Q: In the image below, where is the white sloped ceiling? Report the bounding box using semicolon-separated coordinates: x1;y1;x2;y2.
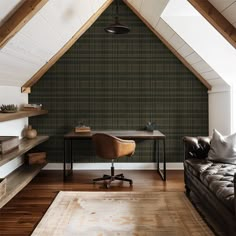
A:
209;0;236;28
126;0;236;92
0;0;235;90
156;18;225;89
161;0;236;91
0;0;108;87
0;0;24;26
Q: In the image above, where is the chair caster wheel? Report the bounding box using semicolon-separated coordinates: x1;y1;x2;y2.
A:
105;183;110;189
129;181;133;186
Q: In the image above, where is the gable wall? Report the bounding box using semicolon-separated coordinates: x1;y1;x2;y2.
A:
29;1;208;163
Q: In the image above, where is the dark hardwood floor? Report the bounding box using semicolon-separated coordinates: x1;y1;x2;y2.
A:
0;170;184;236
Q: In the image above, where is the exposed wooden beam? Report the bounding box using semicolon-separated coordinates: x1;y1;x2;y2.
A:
21;0;113;93
0;0;48;49
123;0;211;90
188;0;236;49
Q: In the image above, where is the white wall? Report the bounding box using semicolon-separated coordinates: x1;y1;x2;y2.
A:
0;86;28;177
208;87;231;136
232;84;236;133
161;0;235;136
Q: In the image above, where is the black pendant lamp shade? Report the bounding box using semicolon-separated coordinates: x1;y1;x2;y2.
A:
104;0;130;34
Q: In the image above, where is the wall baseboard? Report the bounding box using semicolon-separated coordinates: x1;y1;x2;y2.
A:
43;162;184;170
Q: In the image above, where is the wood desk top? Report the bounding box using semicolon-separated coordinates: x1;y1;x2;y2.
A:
64;130;165;140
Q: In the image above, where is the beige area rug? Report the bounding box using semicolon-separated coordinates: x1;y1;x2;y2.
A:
31;191;214;236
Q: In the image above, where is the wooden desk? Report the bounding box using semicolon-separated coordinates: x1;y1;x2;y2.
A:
64;130;166;181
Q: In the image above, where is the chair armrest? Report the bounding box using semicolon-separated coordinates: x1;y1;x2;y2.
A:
183;136;211;160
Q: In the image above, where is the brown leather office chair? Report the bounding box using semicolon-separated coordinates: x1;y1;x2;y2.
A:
92;133;136;188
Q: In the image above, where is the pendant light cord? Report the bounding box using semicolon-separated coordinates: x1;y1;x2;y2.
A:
115;0;119;23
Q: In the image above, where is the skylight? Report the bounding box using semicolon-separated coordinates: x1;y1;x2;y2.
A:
161;0;236;87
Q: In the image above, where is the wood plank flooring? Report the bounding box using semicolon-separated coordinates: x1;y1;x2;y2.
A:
0;170;184;236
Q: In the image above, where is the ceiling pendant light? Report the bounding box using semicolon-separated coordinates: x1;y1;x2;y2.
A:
104;0;130;34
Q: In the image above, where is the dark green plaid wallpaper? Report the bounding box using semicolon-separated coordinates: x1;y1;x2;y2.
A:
29;1;208;163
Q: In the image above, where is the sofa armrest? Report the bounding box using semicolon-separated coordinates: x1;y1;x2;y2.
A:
183;136;211;160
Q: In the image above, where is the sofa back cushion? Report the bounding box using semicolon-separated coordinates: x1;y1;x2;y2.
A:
208;129;236;164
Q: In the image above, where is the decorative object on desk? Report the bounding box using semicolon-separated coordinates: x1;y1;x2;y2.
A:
24;125;37;139
0;104;18;113
0;178;6;200
27;152;46;165
22;103;42;111
0;136;19;154
145;121;157;132
75;122;91;133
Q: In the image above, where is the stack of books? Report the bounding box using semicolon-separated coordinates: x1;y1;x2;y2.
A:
75;125;91;133
22;104;42;111
0;136;19;154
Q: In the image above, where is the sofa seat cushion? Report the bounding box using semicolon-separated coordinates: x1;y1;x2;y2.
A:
200;163;236;213
184;158;213;178
185;159;236;213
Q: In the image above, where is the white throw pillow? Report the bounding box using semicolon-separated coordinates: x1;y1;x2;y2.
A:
208;129;236;164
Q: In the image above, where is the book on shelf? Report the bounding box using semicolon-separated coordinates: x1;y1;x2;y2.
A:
0;136;19;154
22;104;42;111
75;125;91;133
27;152;47;165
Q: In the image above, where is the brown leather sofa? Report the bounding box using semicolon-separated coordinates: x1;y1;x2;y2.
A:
183;136;236;235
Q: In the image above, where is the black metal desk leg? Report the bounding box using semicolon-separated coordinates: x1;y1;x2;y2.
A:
155;139;166;181
64;139;66;179
163;139;166;181
64;139;73;180
155;139;159;170
70;139;73;172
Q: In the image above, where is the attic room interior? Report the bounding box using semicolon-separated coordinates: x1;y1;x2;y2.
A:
0;0;236;235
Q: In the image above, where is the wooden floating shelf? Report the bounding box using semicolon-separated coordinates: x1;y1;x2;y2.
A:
0;136;49;167
0;108;49;208
0;163;46;208
0;110;48;122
